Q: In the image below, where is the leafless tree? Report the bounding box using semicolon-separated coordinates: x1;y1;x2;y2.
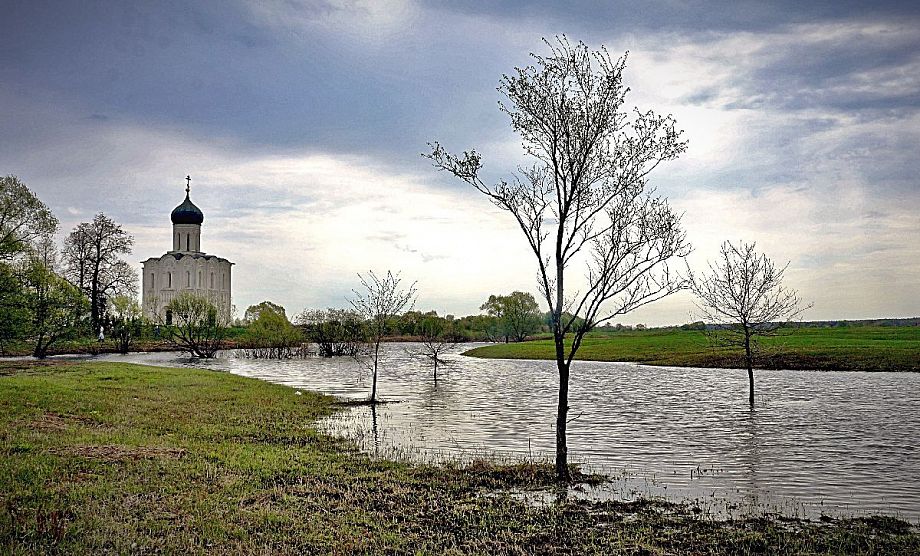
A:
410;315;458;382
62;213;137;332
349;271;417;403
427;37;690;480
692;240;810;406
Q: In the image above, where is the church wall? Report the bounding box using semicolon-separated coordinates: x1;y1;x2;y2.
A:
142;191;234;325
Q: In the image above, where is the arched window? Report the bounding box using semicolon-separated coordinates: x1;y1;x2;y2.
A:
186;235;190;251
150;273;155;289
186;271;190;287
198;271;202;288
167;272;172;288
210;273;214;289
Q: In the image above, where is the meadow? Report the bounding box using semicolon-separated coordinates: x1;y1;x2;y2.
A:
2;359;918;554
464;326;920;372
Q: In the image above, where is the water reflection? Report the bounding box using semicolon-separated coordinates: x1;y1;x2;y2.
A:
92;345;920;521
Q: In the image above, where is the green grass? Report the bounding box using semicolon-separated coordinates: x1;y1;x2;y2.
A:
465;326;920;372
2;360;918;554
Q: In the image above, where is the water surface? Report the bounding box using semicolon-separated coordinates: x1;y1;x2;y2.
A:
94;345;920;520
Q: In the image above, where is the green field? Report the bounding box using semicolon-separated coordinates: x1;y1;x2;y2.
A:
2;360;918;554
464;326;920;372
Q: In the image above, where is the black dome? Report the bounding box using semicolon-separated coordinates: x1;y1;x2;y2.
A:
170;193;204;225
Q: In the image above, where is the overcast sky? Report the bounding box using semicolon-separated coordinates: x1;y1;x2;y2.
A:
2;1;918;325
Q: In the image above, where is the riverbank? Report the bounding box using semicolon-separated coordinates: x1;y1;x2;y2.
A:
464;326;920;372
2;360;917;553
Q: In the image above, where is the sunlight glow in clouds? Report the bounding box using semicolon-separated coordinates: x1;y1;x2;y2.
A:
2;1;918;324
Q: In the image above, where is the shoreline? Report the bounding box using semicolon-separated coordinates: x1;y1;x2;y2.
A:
2;359;918;553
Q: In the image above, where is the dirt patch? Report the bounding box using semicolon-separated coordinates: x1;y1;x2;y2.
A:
0;359;80;376
25;412;110;433
50;445;186;461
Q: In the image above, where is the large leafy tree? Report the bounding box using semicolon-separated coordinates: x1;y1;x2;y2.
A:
161;292;226;358
109;294;144;354
480;291;543;342
62;213;137;332
0;175;59;261
244;302;302;359
21;246;89;358
0;263;29;354
428;37;690;480
296;308;365;357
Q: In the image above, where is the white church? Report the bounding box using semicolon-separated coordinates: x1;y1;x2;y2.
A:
142;177;233;324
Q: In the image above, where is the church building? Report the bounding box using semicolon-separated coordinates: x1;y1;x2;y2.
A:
142;177;233;324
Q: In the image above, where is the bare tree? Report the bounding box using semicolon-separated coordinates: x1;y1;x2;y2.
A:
62;213;137;332
427;37;690;480
411;314;458;382
692;240;810;406
0;175;59;261
349;271;417;403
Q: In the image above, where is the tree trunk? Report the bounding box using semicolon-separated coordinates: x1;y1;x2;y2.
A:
370;342;379;403
555;358;570;481
745;334;754;407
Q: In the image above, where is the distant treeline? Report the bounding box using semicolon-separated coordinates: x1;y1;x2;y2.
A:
606;317;920;333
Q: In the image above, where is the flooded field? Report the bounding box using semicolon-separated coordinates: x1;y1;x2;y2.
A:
95;345;920;520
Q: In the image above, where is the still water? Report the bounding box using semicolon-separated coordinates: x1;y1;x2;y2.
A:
96;345;920;521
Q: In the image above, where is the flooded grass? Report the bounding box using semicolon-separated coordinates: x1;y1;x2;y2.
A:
2;360;918;554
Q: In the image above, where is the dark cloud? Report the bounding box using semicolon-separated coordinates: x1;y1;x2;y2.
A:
423;0;920;34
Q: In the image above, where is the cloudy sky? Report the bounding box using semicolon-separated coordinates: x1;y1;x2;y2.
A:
2;1;918;325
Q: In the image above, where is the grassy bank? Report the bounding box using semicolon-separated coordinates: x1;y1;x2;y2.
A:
464;326;920;372
2;360;918;554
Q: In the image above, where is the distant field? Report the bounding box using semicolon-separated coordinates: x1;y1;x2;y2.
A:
464;326;920;372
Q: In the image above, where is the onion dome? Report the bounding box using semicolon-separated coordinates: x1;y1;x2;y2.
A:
170;176;204;224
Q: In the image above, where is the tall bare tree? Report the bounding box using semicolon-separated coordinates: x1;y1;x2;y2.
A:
0;175;59;261
349;270;417;403
62;213;137;332
427;37;690;480
692;240;810;406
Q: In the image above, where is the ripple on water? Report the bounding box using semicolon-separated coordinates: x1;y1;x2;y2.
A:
93;345;920;521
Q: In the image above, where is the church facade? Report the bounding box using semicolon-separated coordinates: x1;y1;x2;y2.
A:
142;179;233;324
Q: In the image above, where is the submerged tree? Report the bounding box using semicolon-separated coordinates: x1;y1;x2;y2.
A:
297;308;365;357
428;37;690;480
161;292;227;358
692;240;809;406
244;302;302;359
62;213;137;332
412;313;458;382
349;271;417;403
